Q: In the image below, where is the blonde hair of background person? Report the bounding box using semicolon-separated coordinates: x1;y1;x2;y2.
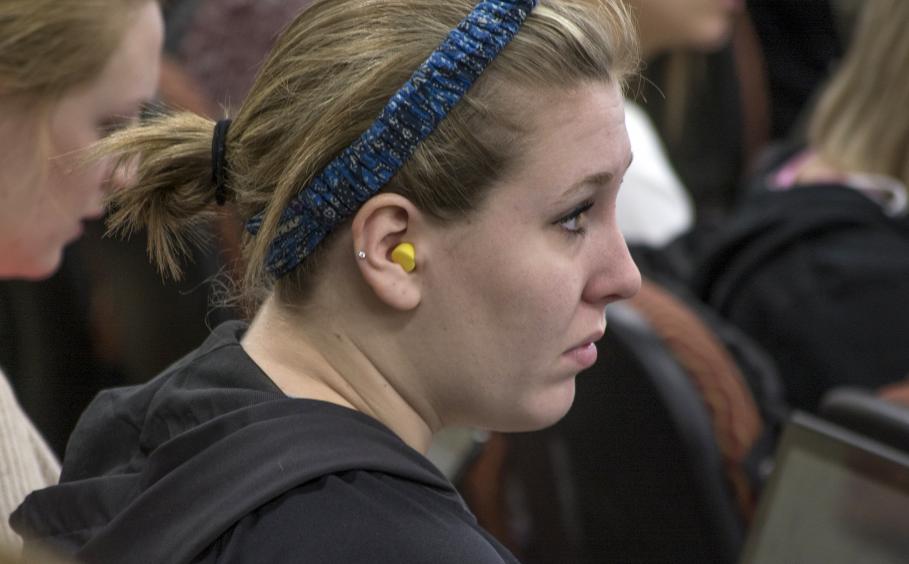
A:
14;1;641;560
609;0;741;246
0;0;163;551
807;0;909;190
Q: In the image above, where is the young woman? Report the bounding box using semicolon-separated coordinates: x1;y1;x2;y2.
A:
0;0;163;549
13;1;640;561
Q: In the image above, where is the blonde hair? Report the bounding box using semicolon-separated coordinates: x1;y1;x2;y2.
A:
809;0;909;188
0;0;154;103
101;0;639;306
0;0;157;180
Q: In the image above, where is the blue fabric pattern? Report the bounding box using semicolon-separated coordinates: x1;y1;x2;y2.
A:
246;0;539;277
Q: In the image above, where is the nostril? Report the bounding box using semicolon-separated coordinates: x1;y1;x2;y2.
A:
616;263;642;301
625;262;642;299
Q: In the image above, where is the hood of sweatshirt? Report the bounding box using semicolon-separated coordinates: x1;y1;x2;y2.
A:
11;321;450;563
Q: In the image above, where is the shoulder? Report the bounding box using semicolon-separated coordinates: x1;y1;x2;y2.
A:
197;469;516;563
0;371;60;549
760;186;909;277
0;372;59;479
710;184;909;279
695;184;909;315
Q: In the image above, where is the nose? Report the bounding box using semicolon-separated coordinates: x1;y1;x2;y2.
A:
581;227;642;306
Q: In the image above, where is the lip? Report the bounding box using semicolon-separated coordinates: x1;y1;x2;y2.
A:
564;342;598;369
66;221;85;242
563;329;606;370
573;329;606;350
82;206;105;221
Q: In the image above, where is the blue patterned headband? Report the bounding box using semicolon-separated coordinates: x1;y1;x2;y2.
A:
246;0;539;277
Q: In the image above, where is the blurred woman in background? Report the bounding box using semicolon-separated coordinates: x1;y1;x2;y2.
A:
694;0;909;411
616;0;742;247
0;0;163;548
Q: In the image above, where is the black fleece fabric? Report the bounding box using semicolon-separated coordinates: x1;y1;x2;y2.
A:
11;321;519;564
693;182;909;412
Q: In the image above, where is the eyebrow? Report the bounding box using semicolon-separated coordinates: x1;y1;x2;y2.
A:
136;97;158;119
556;152;634;202
121;96;157;116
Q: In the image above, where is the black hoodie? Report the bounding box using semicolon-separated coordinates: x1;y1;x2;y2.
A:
12;322;519;564
692;182;909;412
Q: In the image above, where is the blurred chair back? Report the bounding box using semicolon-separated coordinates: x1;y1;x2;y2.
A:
459;279;777;564
820;387;909;453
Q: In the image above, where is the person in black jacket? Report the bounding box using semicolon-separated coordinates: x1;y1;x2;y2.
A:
12;1;643;562
693;0;909;412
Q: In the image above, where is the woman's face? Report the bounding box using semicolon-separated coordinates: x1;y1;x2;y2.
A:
413;81;641;433
632;0;741;58
0;1;163;279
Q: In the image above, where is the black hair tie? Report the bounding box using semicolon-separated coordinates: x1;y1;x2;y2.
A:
211;118;232;206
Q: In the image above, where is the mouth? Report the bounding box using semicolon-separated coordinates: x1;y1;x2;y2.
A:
69;210;103;242
563;329;606;369
81;207;105;223
65;221;85;242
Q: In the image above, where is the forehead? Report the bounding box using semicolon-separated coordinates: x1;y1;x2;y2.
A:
491;81;630;208
75;2;163;114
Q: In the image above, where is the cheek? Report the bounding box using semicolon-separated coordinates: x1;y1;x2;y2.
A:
50;104;97;152
0;179;68;279
78;158;109;194
49;114;99;180
432;221;586;373
469;248;581;351
50;145;110;210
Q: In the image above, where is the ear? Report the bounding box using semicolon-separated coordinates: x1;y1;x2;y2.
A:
350;193;425;311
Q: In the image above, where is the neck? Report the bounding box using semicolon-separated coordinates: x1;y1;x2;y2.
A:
241;297;436;454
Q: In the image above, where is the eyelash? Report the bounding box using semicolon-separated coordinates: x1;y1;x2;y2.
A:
555;200;594;237
97;117;131;137
97;102;156;138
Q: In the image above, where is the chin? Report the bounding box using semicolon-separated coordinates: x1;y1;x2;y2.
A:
492;380;577;433
12;250;64;281
695;21;734;52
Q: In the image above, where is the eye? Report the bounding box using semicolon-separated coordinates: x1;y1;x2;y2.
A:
97;116;133;137
96;102;155;138
555;200;594;236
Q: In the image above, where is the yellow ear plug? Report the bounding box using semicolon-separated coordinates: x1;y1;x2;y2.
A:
391;242;416;273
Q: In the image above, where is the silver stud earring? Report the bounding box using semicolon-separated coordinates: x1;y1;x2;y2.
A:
356;250;367;260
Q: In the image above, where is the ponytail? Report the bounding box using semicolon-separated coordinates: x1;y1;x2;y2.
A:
98;111;226;281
